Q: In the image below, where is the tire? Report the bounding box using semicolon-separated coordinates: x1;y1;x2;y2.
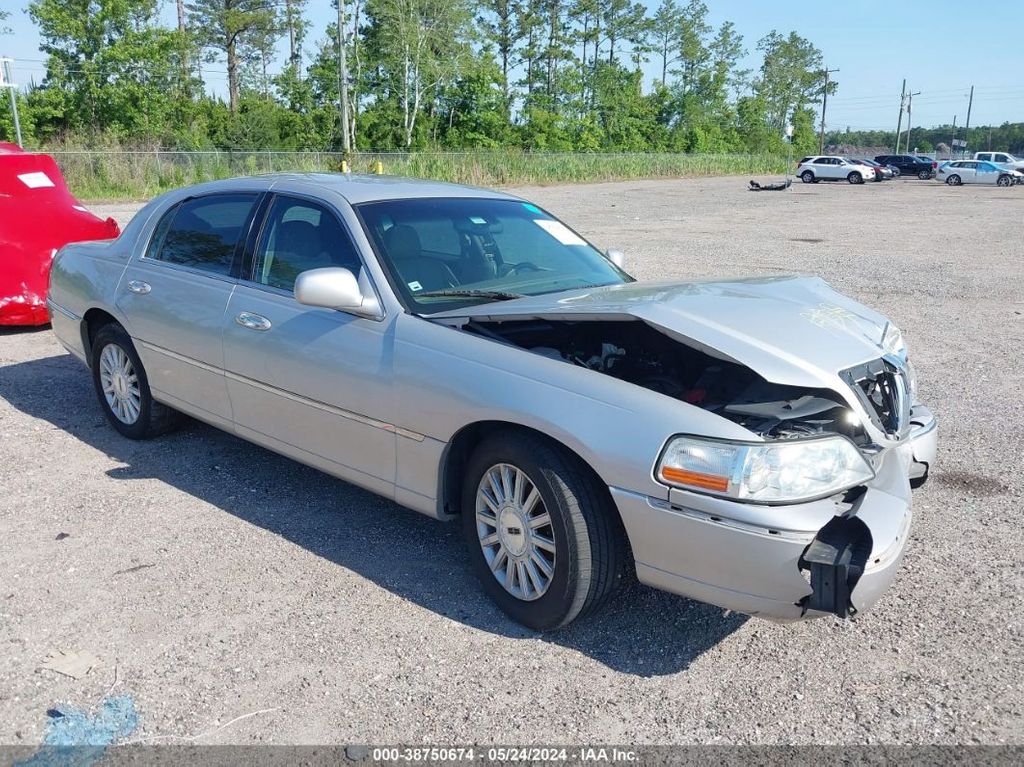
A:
847;171;863;184
918;170;930;180
90;323;182;439
800;170;815;184
892;168;901;177
997;174;1012;187
461;431;629;631
946;174;961;186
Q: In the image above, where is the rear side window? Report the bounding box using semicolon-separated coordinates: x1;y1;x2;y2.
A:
148;194;258;276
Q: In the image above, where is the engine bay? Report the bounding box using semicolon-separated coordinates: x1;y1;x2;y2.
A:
464;318;867;443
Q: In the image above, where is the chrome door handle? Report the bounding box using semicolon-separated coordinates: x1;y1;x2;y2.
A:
126;280;151;295
235;312;272;331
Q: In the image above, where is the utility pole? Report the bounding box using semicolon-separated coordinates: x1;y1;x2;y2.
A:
337;0;351;155
818;67;839;154
963;85;974;155
0;59;22;147
904;90;921;152
894;79;906;154
949;114;957;159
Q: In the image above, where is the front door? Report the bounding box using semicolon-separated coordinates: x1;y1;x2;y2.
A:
116;192;260;425
221;194;397;496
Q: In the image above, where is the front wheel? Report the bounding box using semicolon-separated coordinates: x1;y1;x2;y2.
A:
847;171;863;184
997;174;1012;187
800;170;815;184
918;170;931;180
91;323;182;439
461;432;629;631
946;174;961;186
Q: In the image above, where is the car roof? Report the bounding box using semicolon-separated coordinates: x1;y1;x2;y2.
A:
167;172;519;205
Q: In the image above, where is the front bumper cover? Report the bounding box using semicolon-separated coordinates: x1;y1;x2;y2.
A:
613;404;937;621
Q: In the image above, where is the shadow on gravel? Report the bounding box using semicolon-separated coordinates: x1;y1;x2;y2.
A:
0;324;51;336
0;353;746;677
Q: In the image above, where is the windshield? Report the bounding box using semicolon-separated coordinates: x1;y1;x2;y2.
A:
356;197;630;313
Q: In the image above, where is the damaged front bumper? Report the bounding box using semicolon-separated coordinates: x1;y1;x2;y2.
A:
612;404;937;621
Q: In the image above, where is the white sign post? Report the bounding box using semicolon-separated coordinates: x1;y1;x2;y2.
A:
0;58;23;148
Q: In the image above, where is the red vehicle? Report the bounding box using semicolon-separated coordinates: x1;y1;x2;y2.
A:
0;143;120;325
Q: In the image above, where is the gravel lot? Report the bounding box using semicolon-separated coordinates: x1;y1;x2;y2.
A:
1;175;1022;746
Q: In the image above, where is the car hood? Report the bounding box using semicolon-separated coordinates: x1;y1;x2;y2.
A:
431;276;894;391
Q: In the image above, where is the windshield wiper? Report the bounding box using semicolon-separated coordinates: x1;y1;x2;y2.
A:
417;288;524;301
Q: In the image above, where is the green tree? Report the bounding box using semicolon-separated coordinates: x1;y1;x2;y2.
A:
754;30;832;132
363;0;475;148
28;0;184;140
186;0;279;112
650;0;681;86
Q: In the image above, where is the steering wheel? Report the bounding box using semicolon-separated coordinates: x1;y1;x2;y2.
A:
500;261;541;276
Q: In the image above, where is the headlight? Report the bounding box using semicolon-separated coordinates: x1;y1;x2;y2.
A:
657;435;875;504
905;358;919;401
881;322;907;360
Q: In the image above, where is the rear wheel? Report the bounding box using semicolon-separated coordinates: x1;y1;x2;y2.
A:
891;168;901;177
946;174;961;186
461;431;629;631
800;170;815;184
918;169;931;180
90;324;181;439
997;174;1012;187
847;171;863;184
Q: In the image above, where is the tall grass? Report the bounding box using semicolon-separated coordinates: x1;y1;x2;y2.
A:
48;149;790;201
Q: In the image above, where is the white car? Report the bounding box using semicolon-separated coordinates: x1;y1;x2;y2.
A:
797;156;876;184
937;160;1022;187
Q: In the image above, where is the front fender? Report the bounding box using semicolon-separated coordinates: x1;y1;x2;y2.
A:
391;314;757;502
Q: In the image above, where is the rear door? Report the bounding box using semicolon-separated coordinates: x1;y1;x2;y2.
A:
812;157;837;179
221;193;397;497
957;162;978;183
116;192;261;425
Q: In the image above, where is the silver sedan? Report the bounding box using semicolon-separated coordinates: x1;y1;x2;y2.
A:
47;174;937;630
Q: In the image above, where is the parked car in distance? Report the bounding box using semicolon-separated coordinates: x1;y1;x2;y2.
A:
797;156;876;184
973;151;1024;173
48;174;937;630
874;154;935;179
937;160;1022;186
851;158;893;181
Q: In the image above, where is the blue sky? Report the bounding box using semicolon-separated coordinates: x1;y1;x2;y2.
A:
3;0;1023;131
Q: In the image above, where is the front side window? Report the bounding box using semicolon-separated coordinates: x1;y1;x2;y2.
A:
357;197;630;313
150;194;258;276
252;196;362;291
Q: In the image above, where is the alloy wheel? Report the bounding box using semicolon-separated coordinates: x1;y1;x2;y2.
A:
475;463;556;601
99;343;142;425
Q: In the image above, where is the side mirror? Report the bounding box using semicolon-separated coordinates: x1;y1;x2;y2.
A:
294;267;380;319
606;248;626;269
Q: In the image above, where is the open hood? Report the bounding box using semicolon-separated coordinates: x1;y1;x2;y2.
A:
431;276;892;392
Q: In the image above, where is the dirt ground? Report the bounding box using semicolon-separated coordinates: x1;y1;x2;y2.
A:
1;174;1022;746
